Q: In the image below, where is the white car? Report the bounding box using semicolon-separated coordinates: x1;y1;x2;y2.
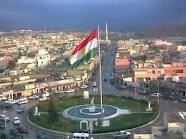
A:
151;93;161;97
92;82;97;87
120;130;131;135
0;114;10;121
17;97;29;105
66;89;76;93
154;131;162;136
39;97;48;102
13;117;20;125
43;92;50;97
80;85;89;89
29;95;39;100
5;99;18;104
60;90;66;93
181;98;186;103
113;130;131;138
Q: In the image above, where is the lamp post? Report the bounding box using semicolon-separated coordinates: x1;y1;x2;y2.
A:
158;81;160;104
4;107;7;139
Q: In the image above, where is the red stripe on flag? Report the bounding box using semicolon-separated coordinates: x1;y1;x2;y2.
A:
71;30;97;55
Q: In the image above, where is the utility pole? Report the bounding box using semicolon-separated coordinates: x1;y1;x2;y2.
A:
158;81;160;104
105;21;108;42
4;107;7;139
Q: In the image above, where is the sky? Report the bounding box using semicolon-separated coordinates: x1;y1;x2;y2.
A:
0;0;186;31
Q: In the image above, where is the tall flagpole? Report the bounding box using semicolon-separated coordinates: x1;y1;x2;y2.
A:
98;26;103;111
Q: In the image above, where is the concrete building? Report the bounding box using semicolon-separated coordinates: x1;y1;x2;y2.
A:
36;49;50;68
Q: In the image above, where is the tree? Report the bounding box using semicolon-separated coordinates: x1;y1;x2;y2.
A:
149;79;169;95
48;96;59;123
8;60;16;69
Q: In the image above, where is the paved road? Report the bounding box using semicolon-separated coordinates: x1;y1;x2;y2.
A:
1;45;186;139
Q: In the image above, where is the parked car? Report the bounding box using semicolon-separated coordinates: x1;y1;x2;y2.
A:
151;93;161;97
13;117;20;125
17;97;28;105
29;95;39;100
66;89;76;93
112;130;131;139
39;97;48;102
36;133;49;139
0;123;5;129
154;131;162;136
92;82;97;87
17;108;24;114
0;114;10;121
5;99;18;104
17;125;28;134
43;92;50;97
54;90;66;94
80;84;89;89
104;78;108;82
181;98;186;103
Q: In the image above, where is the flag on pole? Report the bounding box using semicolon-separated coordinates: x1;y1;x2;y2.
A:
69;30;98;66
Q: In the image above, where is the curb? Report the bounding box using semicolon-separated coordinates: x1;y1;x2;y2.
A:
93;110;161;136
27;113;71;137
26;110;160;137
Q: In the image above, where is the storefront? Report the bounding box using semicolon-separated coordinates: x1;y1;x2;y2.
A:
47;79;76;93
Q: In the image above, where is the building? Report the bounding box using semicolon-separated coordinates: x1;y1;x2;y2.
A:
134;62;186;83
36;49;50;68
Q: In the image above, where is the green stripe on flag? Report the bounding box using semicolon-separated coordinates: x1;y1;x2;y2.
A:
71;47;98;68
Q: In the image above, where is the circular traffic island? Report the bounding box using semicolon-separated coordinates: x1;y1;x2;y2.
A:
64;104;119;121
28;95;158;133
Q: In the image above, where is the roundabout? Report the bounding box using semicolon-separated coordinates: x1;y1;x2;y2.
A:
64;104;129;121
28;95;158;133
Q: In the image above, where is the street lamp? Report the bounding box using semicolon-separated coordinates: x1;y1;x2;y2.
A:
3;107;7;139
158;81;160;104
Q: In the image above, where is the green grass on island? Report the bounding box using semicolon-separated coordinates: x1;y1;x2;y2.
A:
29;94;158;133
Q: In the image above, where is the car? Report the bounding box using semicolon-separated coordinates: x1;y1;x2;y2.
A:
17;97;29;105
112;130;131;139
43;92;50;97
36;133;49;139
29;95;39;100
181;98;186;103
17;125;28;134
104;78;107;82
13;117;21;125
5;99;18;104
110;78;114;85
17;108;24;114
154;131;162;136
66;89;76;93
0;114;10;121
151;93;161;97
92;82;97;87
80;85;89;89
39;97;48;102
0;123;5;129
54;90;66;94
60;90;67;93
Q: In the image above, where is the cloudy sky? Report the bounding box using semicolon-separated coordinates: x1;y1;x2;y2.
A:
0;0;186;31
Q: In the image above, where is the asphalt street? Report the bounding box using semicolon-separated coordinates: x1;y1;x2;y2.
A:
1;45;186;139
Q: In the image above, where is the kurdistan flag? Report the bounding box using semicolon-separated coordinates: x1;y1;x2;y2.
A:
69;30;98;66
